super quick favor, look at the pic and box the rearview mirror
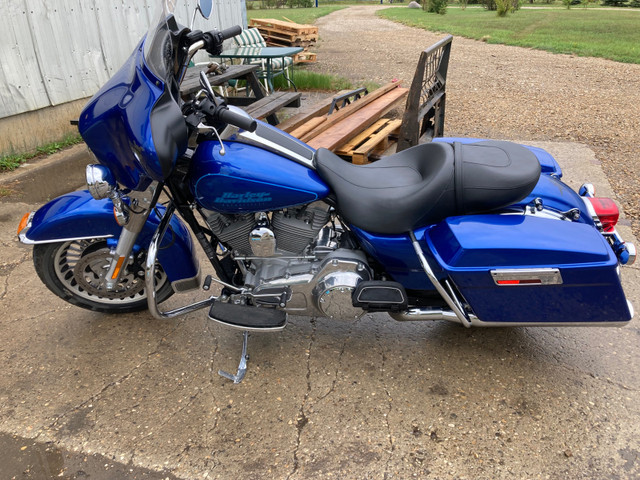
[198,0,213,19]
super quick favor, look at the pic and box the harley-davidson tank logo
[213,192,272,204]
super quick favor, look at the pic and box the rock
[408,1,421,7]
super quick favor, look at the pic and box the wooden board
[350,119,402,164]
[335,119,388,156]
[289,117,325,139]
[306,88,408,151]
[299,83,401,143]
[278,90,351,134]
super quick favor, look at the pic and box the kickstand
[218,330,249,384]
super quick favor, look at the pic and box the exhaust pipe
[390,308,479,325]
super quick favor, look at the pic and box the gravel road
[309,5,640,234]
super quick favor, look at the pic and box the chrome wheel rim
[53,240,167,305]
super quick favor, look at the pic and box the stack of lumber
[279,82,409,164]
[249,18,318,63]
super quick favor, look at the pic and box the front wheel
[33,239,173,314]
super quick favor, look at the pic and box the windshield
[143,0,178,80]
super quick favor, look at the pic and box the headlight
[86,164,116,200]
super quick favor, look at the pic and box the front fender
[20,190,199,288]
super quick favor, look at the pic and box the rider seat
[313,140,541,234]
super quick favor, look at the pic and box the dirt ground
[309,5,640,237]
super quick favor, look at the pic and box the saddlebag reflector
[491,268,562,286]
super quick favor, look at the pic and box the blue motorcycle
[16,0,636,382]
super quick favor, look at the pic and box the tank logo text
[214,192,272,204]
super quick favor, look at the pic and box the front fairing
[78,15,187,191]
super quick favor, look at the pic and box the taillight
[587,197,619,232]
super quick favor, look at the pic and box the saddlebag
[425,214,632,325]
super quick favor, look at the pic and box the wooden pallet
[249,18,318,61]
[305,85,408,152]
[282,82,408,162]
[263,36,316,49]
[292,52,317,64]
[335,119,401,164]
[249,18,318,37]
[259,30,318,44]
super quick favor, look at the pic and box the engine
[203,202,373,319]
[204,201,332,256]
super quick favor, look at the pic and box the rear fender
[20,190,199,289]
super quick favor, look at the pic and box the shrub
[601,0,629,5]
[495,0,511,14]
[482,0,497,10]
[424,0,448,14]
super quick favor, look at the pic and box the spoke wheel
[34,239,173,313]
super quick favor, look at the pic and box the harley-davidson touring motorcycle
[17,0,636,382]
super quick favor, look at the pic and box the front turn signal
[17,212,32,235]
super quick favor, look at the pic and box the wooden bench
[239,92,301,125]
[181,64,301,126]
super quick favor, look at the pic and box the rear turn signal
[587,197,619,232]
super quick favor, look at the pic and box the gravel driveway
[309,6,640,235]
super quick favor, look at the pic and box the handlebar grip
[218,107,257,132]
[218,26,242,41]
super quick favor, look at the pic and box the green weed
[0,135,83,172]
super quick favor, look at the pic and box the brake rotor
[73,248,145,300]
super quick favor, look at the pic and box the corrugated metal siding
[0,0,244,119]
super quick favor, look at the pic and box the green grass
[271,68,381,92]
[378,7,640,63]
[247,6,347,24]
[273,69,354,90]
[0,134,83,172]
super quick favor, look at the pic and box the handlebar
[202,25,242,56]
[198,97,257,133]
[217,107,257,132]
[218,25,242,42]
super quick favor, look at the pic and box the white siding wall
[0,0,244,119]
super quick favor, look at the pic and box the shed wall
[0,0,244,119]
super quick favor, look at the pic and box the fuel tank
[189,140,330,213]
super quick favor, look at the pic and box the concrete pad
[0,141,639,479]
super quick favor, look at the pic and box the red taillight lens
[587,197,619,232]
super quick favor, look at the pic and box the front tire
[33,239,173,314]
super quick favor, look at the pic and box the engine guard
[18,190,199,290]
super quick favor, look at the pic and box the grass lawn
[247,6,347,24]
[378,7,640,64]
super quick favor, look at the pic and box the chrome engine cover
[246,248,371,319]
[315,270,368,319]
